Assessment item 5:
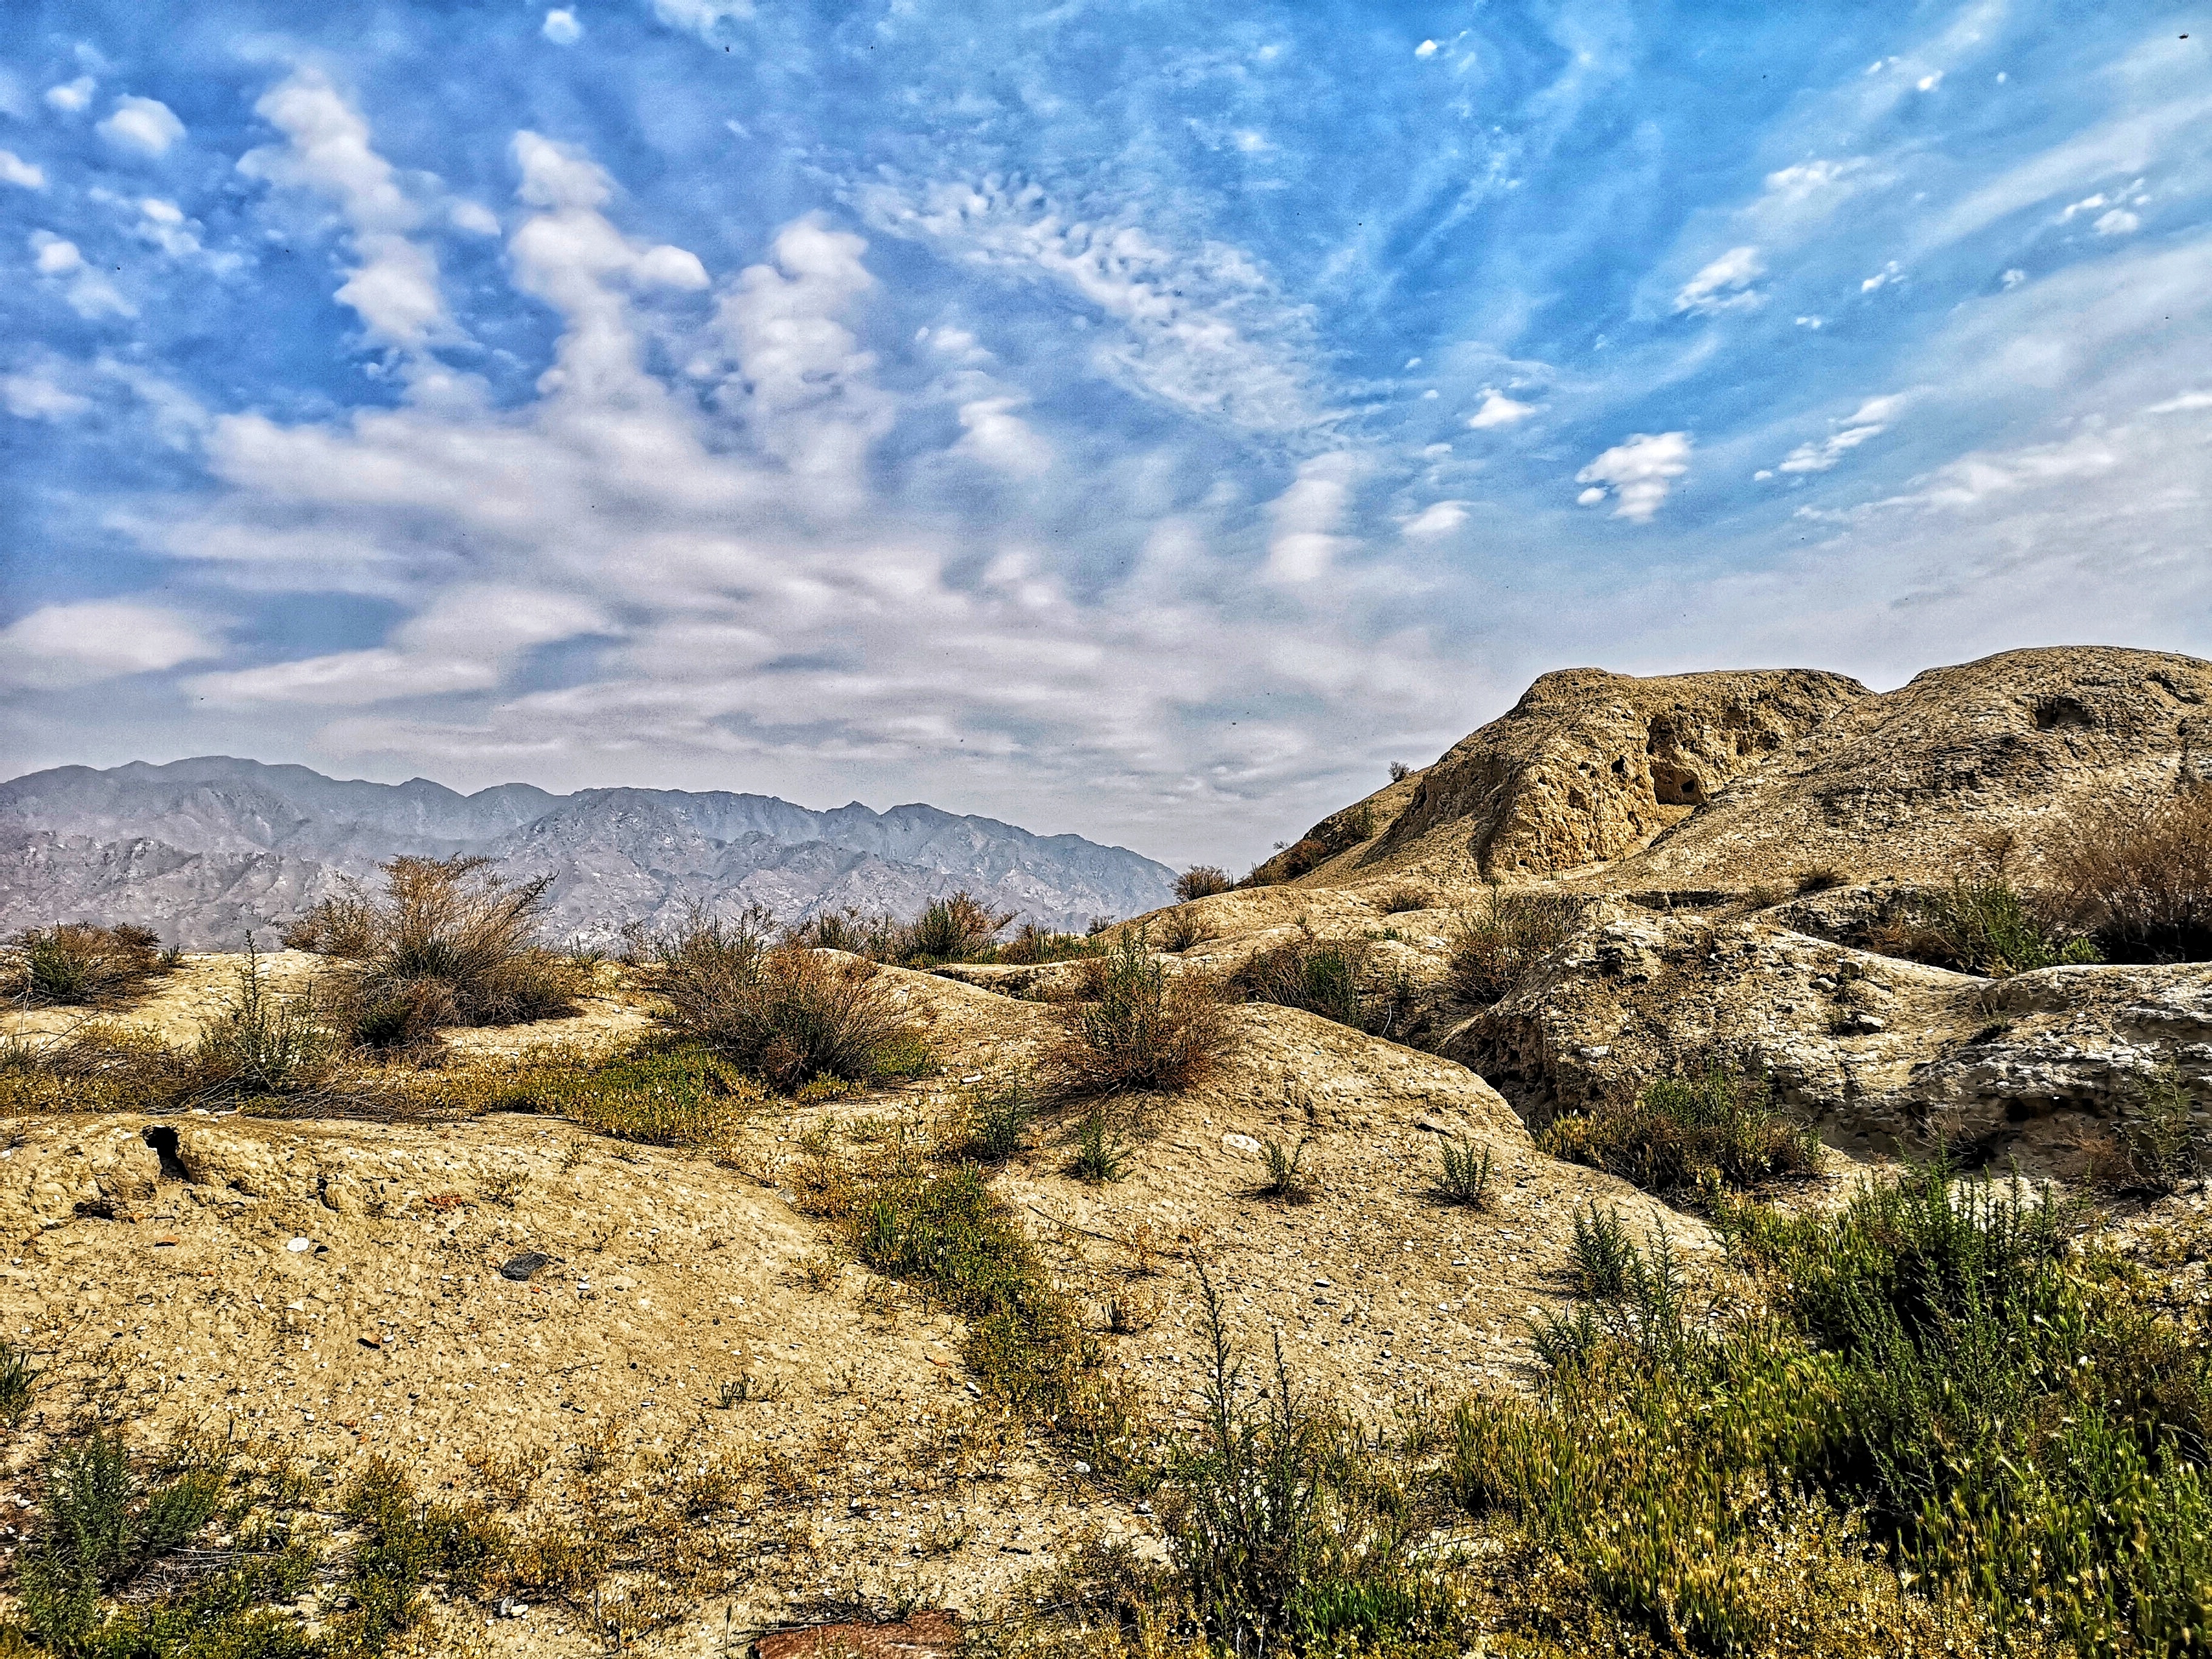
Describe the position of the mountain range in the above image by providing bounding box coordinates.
[0,757,1177,949]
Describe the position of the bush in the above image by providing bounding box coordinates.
[1069,1107,1129,1183]
[902,891,1015,964]
[1879,877,2099,976]
[2046,782,2212,963]
[1258,1136,1312,1200]
[2112,1065,2205,1194]
[1446,888,1589,1005]
[785,905,905,959]
[1047,932,1230,1099]
[644,911,927,1092]
[1156,908,1212,953]
[4,923,173,1008]
[1175,866,1232,902]
[1373,884,1432,914]
[189,940,340,1103]
[995,922,1104,965]
[295,856,585,1050]
[1389,760,1412,783]
[1541,1058,1821,1193]
[962,1070,1037,1161]
[1235,934,1368,1029]
[1435,1138,1494,1208]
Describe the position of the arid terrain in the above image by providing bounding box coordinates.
[2,644,2208,1657]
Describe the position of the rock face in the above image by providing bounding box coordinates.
[1442,906,2212,1176]
[0,756,1178,945]
[1357,667,1871,881]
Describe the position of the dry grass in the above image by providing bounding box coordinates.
[1541,1058,1822,1195]
[290,855,586,1050]
[3,922,176,1008]
[1044,933,1231,1101]
[1373,885,1433,914]
[2045,780,2212,963]
[1174,866,1232,902]
[642,910,931,1092]
[1446,888,1590,1006]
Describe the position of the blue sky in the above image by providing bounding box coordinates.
[1,0,2207,868]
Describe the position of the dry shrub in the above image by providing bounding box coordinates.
[643,909,928,1091]
[1156,908,1212,953]
[2045,782,2212,963]
[1046,932,1230,1100]
[1175,866,1232,902]
[1374,884,1432,914]
[1447,888,1590,1005]
[4,923,174,1007]
[292,856,585,1050]
[902,891,1015,963]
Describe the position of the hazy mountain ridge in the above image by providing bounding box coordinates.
[0,757,1176,948]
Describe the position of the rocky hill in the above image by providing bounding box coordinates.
[0,757,1176,946]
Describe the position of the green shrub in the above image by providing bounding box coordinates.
[644,910,926,1091]
[1235,934,1367,1028]
[994,922,1105,964]
[1156,908,1212,953]
[1047,933,1230,1099]
[2113,1065,2205,1193]
[1446,888,1589,1005]
[1069,1107,1129,1183]
[1258,1136,1311,1201]
[1540,1058,1821,1193]
[188,940,340,1104]
[1175,866,1232,902]
[1435,1138,1494,1208]
[902,891,1015,964]
[4,923,173,1008]
[1880,877,2099,976]
[0,1341,35,1426]
[962,1070,1036,1161]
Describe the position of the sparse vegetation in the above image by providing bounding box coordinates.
[1175,866,1232,902]
[1389,760,1412,783]
[1877,875,2100,976]
[2046,780,2212,963]
[1435,1137,1494,1208]
[643,908,931,1091]
[1233,930,1417,1038]
[1045,931,1230,1099]
[961,1068,1037,1161]
[291,855,586,1050]
[1156,907,1212,953]
[1540,1057,1822,1193]
[4,922,175,1008]
[2110,1064,2205,1194]
[1373,884,1431,914]
[901,891,1016,964]
[1257,1135,1312,1200]
[1446,887,1590,1005]
[1069,1107,1129,1183]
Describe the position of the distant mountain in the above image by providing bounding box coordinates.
[0,757,1176,948]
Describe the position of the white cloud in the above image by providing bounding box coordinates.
[135,196,204,260]
[98,95,186,156]
[1264,451,1362,581]
[448,200,501,236]
[1467,389,1536,429]
[1761,157,1867,203]
[241,70,451,354]
[1795,315,1825,329]
[2094,207,2140,236]
[1775,392,1906,475]
[2060,192,2108,221]
[543,9,583,44]
[1574,431,1692,521]
[1414,39,1439,58]
[954,396,1053,474]
[0,150,45,190]
[30,231,82,276]
[2,372,92,420]
[1916,71,1943,92]
[650,0,753,38]
[1399,499,1468,538]
[1861,260,1902,292]
[189,586,608,706]
[0,600,222,689]
[44,77,93,115]
[2147,390,2212,414]
[29,230,135,318]
[1672,246,1765,315]
[2000,267,2027,288]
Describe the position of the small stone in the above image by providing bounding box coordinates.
[499,1252,553,1282]
[286,1238,312,1253]
[1221,1132,1262,1156]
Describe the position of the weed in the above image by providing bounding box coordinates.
[1234,933,1372,1032]
[643,910,927,1091]
[1540,1056,1822,1193]
[1047,932,1230,1100]
[996,922,1105,965]
[1446,888,1590,1005]
[1434,1138,1494,1208]
[1877,877,2099,976]
[2045,780,2212,963]
[4,922,173,1008]
[1070,1108,1128,1184]
[1796,865,1850,893]
[1175,866,1232,902]
[1373,884,1432,914]
[2113,1065,2205,1193]
[478,1166,529,1207]
[1257,1136,1312,1201]
[1156,908,1212,953]
[962,1070,1036,1161]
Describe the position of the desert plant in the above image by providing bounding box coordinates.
[962,1070,1036,1161]
[0,1341,36,1426]
[1446,887,1590,1005]
[1047,931,1230,1099]
[1235,933,1369,1030]
[1374,884,1432,914]
[787,905,907,959]
[2113,1066,2205,1193]
[5,923,173,1008]
[1795,865,1850,894]
[1435,1138,1494,1208]
[1069,1108,1128,1183]
[1880,876,2100,977]
[900,891,1015,964]
[645,911,926,1092]
[187,940,340,1103]
[996,921,1106,964]
[1156,908,1212,953]
[1541,1057,1822,1193]
[1175,866,1232,902]
[2045,781,2212,963]
[1389,760,1412,783]
[300,856,585,1050]
[1258,1136,1312,1200]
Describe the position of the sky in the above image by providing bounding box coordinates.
[1,1,2208,870]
